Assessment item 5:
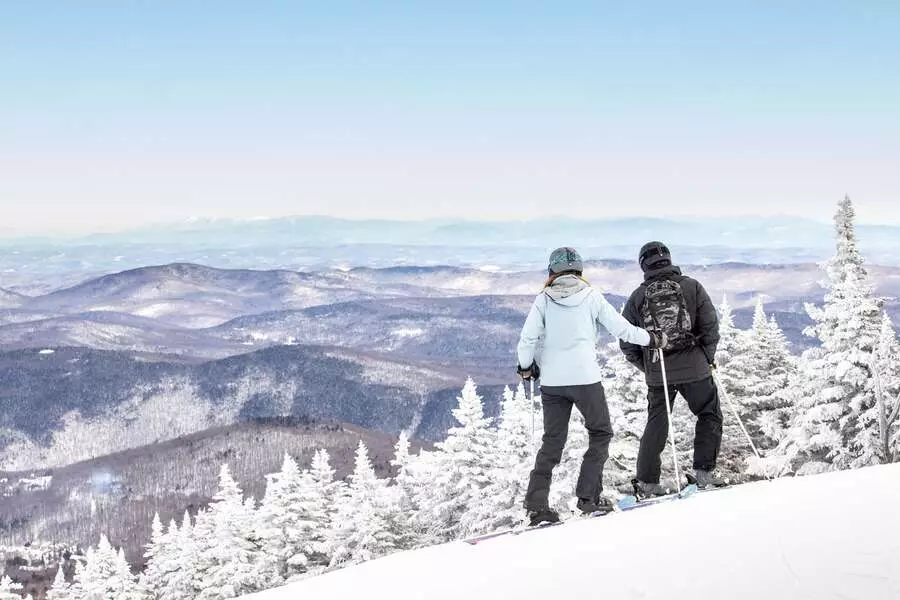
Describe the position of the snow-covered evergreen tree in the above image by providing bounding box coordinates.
[461,384,534,533]
[46,566,69,599]
[385,432,427,549]
[778,196,884,473]
[46,565,70,600]
[867,313,900,463]
[191,465,270,599]
[715,294,741,371]
[420,378,496,541]
[162,513,198,600]
[139,513,169,598]
[0,576,24,600]
[307,449,347,567]
[140,512,198,600]
[256,453,329,582]
[725,299,796,450]
[328,441,398,567]
[69,535,139,600]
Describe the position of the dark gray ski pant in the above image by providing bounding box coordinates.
[524,381,612,510]
[636,376,723,483]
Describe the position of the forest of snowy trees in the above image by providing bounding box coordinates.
[25,197,900,599]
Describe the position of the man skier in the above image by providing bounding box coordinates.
[517,247,665,526]
[620,241,724,495]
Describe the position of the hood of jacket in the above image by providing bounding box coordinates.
[544,274,593,306]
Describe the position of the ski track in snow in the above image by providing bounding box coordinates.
[244,464,900,600]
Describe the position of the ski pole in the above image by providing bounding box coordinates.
[658,349,682,493]
[711,369,770,480]
[530,378,537,463]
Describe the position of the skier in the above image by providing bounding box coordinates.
[619,241,724,495]
[517,247,665,526]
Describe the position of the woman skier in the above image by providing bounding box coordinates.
[517,247,665,525]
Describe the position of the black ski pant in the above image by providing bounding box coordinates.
[524,382,612,511]
[636,376,723,484]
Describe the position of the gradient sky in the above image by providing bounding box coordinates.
[2,1,899,234]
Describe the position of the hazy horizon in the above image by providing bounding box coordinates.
[0,211,889,240]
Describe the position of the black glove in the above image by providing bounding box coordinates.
[647,331,668,350]
[517,362,540,381]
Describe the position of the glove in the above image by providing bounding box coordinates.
[646,331,668,350]
[709,362,718,371]
[517,362,541,381]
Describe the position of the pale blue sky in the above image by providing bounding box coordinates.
[1,1,899,233]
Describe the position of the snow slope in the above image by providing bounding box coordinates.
[245,464,900,600]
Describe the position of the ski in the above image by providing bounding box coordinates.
[463,520,561,545]
[616,483,698,511]
[463,509,614,545]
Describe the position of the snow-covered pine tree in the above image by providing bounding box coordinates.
[69,535,139,600]
[461,384,534,534]
[777,196,885,473]
[725,299,796,450]
[867,313,900,463]
[47,565,70,600]
[159,513,198,600]
[191,465,271,599]
[755,313,797,446]
[395,438,441,546]
[68,560,85,600]
[327,441,398,567]
[420,378,496,541]
[308,448,346,567]
[385,432,427,549]
[46,565,70,600]
[139,513,170,598]
[256,453,329,582]
[715,295,741,371]
[0,576,24,600]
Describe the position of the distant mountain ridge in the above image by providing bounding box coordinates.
[9,215,899,250]
[3,217,900,292]
[0,288,25,308]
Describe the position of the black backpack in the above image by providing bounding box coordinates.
[640,278,695,351]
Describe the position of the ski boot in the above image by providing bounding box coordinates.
[691,470,729,489]
[526,508,560,527]
[576,496,615,516]
[632,478,672,500]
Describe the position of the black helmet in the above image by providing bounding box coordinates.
[639,241,671,271]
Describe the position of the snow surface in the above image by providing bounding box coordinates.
[244,464,900,600]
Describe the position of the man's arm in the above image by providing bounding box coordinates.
[618,291,646,371]
[693,279,720,363]
[517,294,546,368]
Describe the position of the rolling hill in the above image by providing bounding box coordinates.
[0,417,427,564]
[0,344,500,472]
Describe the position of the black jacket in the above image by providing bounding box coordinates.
[619,264,719,387]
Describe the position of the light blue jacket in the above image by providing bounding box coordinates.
[517,275,651,387]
